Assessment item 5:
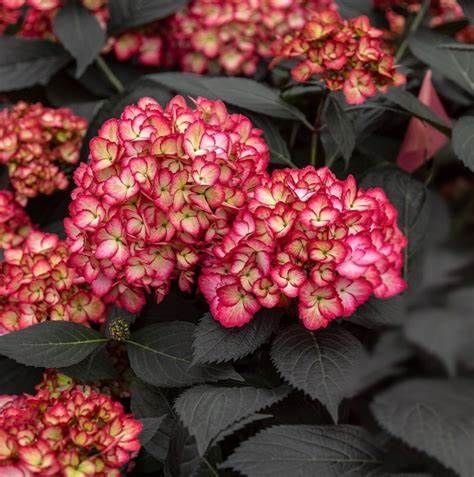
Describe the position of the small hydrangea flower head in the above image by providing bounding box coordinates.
[271,9,405,104]
[66,95,270,312]
[0,102,87,203]
[0,191,33,250]
[0,231,106,333]
[374,0,469,40]
[199,166,407,330]
[0,371,142,476]
[167,0,336,75]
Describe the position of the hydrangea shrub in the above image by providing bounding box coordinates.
[0,1,472,476]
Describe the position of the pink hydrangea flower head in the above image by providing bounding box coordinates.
[0,231,106,332]
[199,166,407,330]
[167,0,337,75]
[66,95,270,312]
[271,9,405,104]
[374,0,469,39]
[0,102,87,202]
[0,191,33,250]
[0,371,142,476]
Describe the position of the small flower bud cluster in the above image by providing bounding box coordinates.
[0,231,106,333]
[65,96,269,312]
[167,0,336,76]
[0,371,142,476]
[0,191,32,250]
[199,166,407,329]
[0,102,87,202]
[271,10,405,104]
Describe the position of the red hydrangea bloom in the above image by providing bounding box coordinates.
[0,102,87,203]
[0,231,105,333]
[374,0,472,42]
[111,28,164,67]
[271,9,405,104]
[0,371,142,476]
[167,0,336,76]
[65,96,270,312]
[0,191,33,250]
[199,166,407,329]
[5,0,108,39]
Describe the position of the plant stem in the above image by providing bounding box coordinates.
[202,457,219,477]
[395,0,430,63]
[95,56,125,94]
[310,94,326,167]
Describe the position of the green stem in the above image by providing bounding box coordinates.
[395,0,430,63]
[202,457,219,477]
[95,56,125,94]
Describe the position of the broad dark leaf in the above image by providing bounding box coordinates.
[148,73,312,126]
[336,0,373,18]
[459,0,474,22]
[386,87,452,136]
[147,416,176,463]
[109,0,188,32]
[271,325,365,421]
[351,331,413,394]
[348,294,407,328]
[361,166,433,258]
[0,358,43,394]
[166,423,221,477]
[60,345,117,381]
[409,31,474,96]
[0,38,69,91]
[127,322,242,387]
[247,113,293,166]
[453,116,474,172]
[371,379,474,477]
[0,322,107,368]
[140,416,167,445]
[175,385,289,456]
[53,2,105,77]
[323,93,356,163]
[193,310,281,365]
[404,308,474,375]
[131,380,170,418]
[223,425,384,477]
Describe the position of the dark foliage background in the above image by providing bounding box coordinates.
[0,0,473,476]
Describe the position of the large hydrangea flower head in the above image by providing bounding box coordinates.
[0,101,87,203]
[0,191,33,250]
[65,96,270,312]
[167,0,336,75]
[271,9,405,104]
[0,371,142,476]
[199,166,407,329]
[0,231,105,333]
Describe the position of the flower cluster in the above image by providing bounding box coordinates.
[0,102,87,203]
[1,0,108,39]
[111,25,165,67]
[0,191,32,250]
[65,96,270,312]
[374,0,464,26]
[0,0,165,66]
[167,0,336,75]
[199,166,407,329]
[374,0,473,43]
[0,371,142,476]
[0,231,105,333]
[271,10,405,104]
